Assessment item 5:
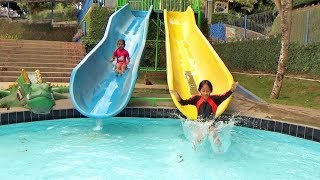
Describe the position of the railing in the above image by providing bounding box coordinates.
[290,6,320,44]
[77,0,93,22]
[117,0,200,12]
[210,5,320,44]
[209,10,278,42]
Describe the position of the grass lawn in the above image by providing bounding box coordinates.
[136,72,320,110]
[233,73,320,110]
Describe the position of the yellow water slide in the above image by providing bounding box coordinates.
[164,7,234,120]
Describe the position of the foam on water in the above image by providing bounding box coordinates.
[180,115,237,153]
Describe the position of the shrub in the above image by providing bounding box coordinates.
[213,37,320,78]
[81,4,113,52]
[0,18,76,41]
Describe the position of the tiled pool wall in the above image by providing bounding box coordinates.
[0,107,319,142]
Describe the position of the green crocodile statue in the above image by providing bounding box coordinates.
[0,69,69,114]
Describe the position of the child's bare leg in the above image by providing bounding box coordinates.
[120,64,126,74]
[115,63,121,73]
[192,126,205,150]
[209,125,221,145]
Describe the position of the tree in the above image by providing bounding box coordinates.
[229,0,258,14]
[270,0,292,99]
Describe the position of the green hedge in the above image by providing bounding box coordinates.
[211,13,240,24]
[0,19,76,41]
[81,5,113,52]
[213,37,320,78]
[30,3,78,22]
[293,0,319,8]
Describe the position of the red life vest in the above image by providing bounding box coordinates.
[195,96,218,115]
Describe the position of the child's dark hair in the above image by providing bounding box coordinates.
[117,39,125,47]
[198,80,213,92]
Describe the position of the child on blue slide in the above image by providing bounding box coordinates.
[110,39,130,75]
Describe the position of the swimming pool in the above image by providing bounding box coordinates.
[0,117,319,179]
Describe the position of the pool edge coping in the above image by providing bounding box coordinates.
[0,107,319,143]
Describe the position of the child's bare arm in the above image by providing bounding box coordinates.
[110,55,115,62]
[231,82,239,92]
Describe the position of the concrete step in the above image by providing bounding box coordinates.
[0,47,85,56]
[4,53,84,60]
[0,40,85,56]
[0,39,84,83]
[0,39,83,47]
[0,76,70,83]
[0,71,71,78]
[0,62,77,68]
[0,44,84,51]
[0,66,74,72]
[1,56,82,63]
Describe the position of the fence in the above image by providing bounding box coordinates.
[77,0,93,22]
[209,10,278,42]
[210,5,320,44]
[289,6,320,44]
[117,0,200,11]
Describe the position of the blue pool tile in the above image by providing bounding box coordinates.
[124,108,132,117]
[118,108,125,117]
[1,107,319,143]
[1,113,9,125]
[31,112,39,121]
[162,109,170,118]
[24,111,32,122]
[235,118,245,127]
[217,115,228,122]
[244,117,255,128]
[305,127,313,140]
[52,110,61,119]
[60,109,67,119]
[17,112,24,123]
[73,109,82,118]
[274,121,283,133]
[157,109,164,118]
[150,109,157,118]
[9,112,17,124]
[289,124,298,137]
[131,108,139,117]
[38,113,46,121]
[297,126,306,138]
[267,120,275,131]
[253,118,261,129]
[313,129,320,142]
[168,109,176,118]
[66,109,74,118]
[45,111,54,120]
[282,123,290,134]
[260,120,268,130]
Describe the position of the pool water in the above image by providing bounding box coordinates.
[0,117,319,179]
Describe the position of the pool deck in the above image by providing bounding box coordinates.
[1,82,320,129]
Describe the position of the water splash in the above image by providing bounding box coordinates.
[180,114,239,153]
[93,119,103,131]
[208,119,235,153]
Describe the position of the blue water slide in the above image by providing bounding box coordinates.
[69,4,153,118]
